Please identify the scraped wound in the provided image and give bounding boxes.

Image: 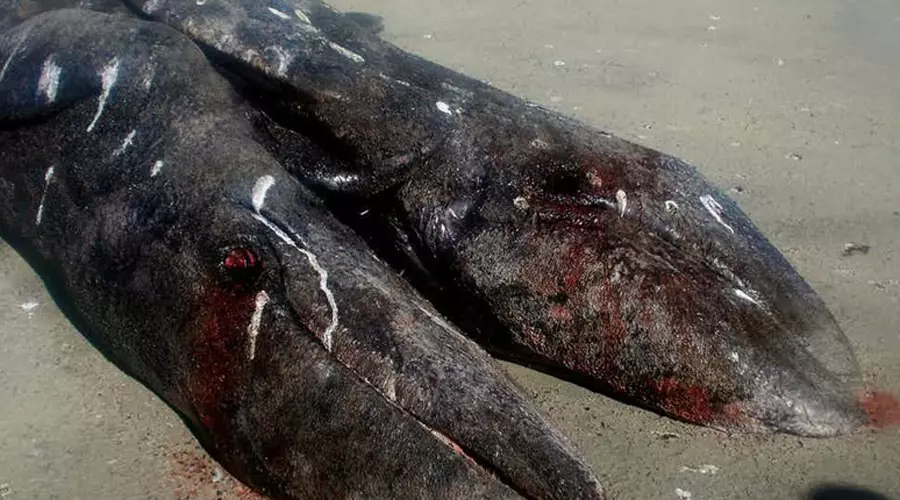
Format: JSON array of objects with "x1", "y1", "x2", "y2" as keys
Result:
[
  {"x1": 86, "y1": 57, "x2": 120, "y2": 132},
  {"x1": 251, "y1": 175, "x2": 339, "y2": 351}
]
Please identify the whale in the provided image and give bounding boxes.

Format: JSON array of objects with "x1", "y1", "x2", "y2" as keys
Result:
[
  {"x1": 0, "y1": 9, "x2": 604, "y2": 499},
  {"x1": 116, "y1": 0, "x2": 867, "y2": 436}
]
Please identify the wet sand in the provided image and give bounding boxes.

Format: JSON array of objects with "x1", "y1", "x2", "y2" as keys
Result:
[{"x1": 1, "y1": 0, "x2": 898, "y2": 498}]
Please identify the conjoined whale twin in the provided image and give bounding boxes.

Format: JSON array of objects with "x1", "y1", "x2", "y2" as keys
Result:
[{"x1": 0, "y1": 1, "x2": 877, "y2": 498}]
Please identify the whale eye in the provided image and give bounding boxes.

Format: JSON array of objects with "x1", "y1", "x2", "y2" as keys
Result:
[{"x1": 221, "y1": 247, "x2": 262, "y2": 286}]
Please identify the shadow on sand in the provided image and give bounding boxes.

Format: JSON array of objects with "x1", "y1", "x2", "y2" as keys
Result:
[{"x1": 807, "y1": 484, "x2": 896, "y2": 500}]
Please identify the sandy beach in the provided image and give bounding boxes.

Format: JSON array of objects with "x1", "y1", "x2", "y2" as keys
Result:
[{"x1": 1, "y1": 0, "x2": 898, "y2": 498}]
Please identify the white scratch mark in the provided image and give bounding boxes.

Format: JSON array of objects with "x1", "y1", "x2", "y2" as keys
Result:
[
  {"x1": 680, "y1": 464, "x2": 720, "y2": 475},
  {"x1": 616, "y1": 189, "x2": 628, "y2": 217},
  {"x1": 448, "y1": 208, "x2": 460, "y2": 219},
  {"x1": 665, "y1": 200, "x2": 679, "y2": 214},
  {"x1": 252, "y1": 175, "x2": 276, "y2": 212},
  {"x1": 264, "y1": 46, "x2": 293, "y2": 76},
  {"x1": 383, "y1": 373, "x2": 397, "y2": 401},
  {"x1": 728, "y1": 351, "x2": 740, "y2": 362},
  {"x1": 150, "y1": 160, "x2": 164, "y2": 177},
  {"x1": 413, "y1": 301, "x2": 457, "y2": 334},
  {"x1": 141, "y1": 68, "x2": 155, "y2": 90},
  {"x1": 436, "y1": 101, "x2": 453, "y2": 115},
  {"x1": 112, "y1": 129, "x2": 137, "y2": 157},
  {"x1": 20, "y1": 302, "x2": 39, "y2": 311},
  {"x1": 699, "y1": 194, "x2": 735, "y2": 234},
  {"x1": 0, "y1": 29, "x2": 29, "y2": 84},
  {"x1": 378, "y1": 72, "x2": 410, "y2": 87},
  {"x1": 513, "y1": 196, "x2": 529, "y2": 210},
  {"x1": 294, "y1": 9, "x2": 312, "y2": 23},
  {"x1": 86, "y1": 58, "x2": 120, "y2": 132},
  {"x1": 250, "y1": 175, "x2": 339, "y2": 351},
  {"x1": 734, "y1": 288, "x2": 761, "y2": 306},
  {"x1": 328, "y1": 42, "x2": 364, "y2": 63},
  {"x1": 298, "y1": 248, "x2": 339, "y2": 351},
  {"x1": 143, "y1": 0, "x2": 162, "y2": 12},
  {"x1": 675, "y1": 488, "x2": 693, "y2": 500},
  {"x1": 247, "y1": 291, "x2": 270, "y2": 360},
  {"x1": 36, "y1": 55, "x2": 61, "y2": 103},
  {"x1": 36, "y1": 166, "x2": 54, "y2": 225},
  {"x1": 268, "y1": 7, "x2": 291, "y2": 19},
  {"x1": 196, "y1": 0, "x2": 206, "y2": 4}
]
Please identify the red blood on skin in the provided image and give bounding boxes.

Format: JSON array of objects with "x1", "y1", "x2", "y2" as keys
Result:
[
  {"x1": 859, "y1": 390, "x2": 900, "y2": 430},
  {"x1": 650, "y1": 377, "x2": 716, "y2": 424},
  {"x1": 562, "y1": 244, "x2": 587, "y2": 291},
  {"x1": 187, "y1": 285, "x2": 257, "y2": 434},
  {"x1": 224, "y1": 248, "x2": 258, "y2": 270}
]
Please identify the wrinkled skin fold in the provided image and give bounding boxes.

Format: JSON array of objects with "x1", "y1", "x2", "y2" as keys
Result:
[
  {"x1": 0, "y1": 9, "x2": 603, "y2": 499},
  {"x1": 115, "y1": 0, "x2": 866, "y2": 435}
]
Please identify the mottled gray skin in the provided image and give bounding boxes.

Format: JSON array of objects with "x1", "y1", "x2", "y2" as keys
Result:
[
  {"x1": 0, "y1": 10, "x2": 604, "y2": 499},
  {"x1": 121, "y1": 0, "x2": 867, "y2": 436}
]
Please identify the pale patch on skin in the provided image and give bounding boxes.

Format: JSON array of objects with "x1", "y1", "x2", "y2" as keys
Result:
[
  {"x1": 734, "y1": 288, "x2": 761, "y2": 306},
  {"x1": 382, "y1": 373, "x2": 397, "y2": 401},
  {"x1": 150, "y1": 160, "x2": 164, "y2": 177},
  {"x1": 294, "y1": 9, "x2": 312, "y2": 24},
  {"x1": 264, "y1": 46, "x2": 293, "y2": 76},
  {"x1": 35, "y1": 165, "x2": 54, "y2": 225},
  {"x1": 250, "y1": 175, "x2": 339, "y2": 351},
  {"x1": 699, "y1": 194, "x2": 735, "y2": 234},
  {"x1": 112, "y1": 129, "x2": 137, "y2": 157},
  {"x1": 616, "y1": 189, "x2": 628, "y2": 217},
  {"x1": 665, "y1": 199, "x2": 679, "y2": 214},
  {"x1": 251, "y1": 174, "x2": 276, "y2": 212},
  {"x1": 247, "y1": 290, "x2": 270, "y2": 360},
  {"x1": 141, "y1": 67, "x2": 155, "y2": 90},
  {"x1": 86, "y1": 58, "x2": 120, "y2": 132},
  {"x1": 328, "y1": 42, "x2": 365, "y2": 63},
  {"x1": 267, "y1": 7, "x2": 291, "y2": 19},
  {"x1": 378, "y1": 72, "x2": 411, "y2": 87},
  {"x1": 436, "y1": 101, "x2": 453, "y2": 115},
  {"x1": 143, "y1": 0, "x2": 163, "y2": 14},
  {"x1": 36, "y1": 55, "x2": 61, "y2": 103}
]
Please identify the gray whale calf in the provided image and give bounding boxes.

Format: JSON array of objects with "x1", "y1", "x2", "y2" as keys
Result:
[{"x1": 0, "y1": 9, "x2": 603, "y2": 499}]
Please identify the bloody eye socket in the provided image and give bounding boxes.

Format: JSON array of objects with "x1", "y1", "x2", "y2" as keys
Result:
[{"x1": 222, "y1": 247, "x2": 262, "y2": 284}]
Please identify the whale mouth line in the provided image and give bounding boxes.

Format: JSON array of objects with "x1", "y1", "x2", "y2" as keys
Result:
[{"x1": 246, "y1": 208, "x2": 536, "y2": 498}]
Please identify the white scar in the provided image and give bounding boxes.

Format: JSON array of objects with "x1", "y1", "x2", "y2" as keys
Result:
[
  {"x1": 616, "y1": 189, "x2": 628, "y2": 217},
  {"x1": 0, "y1": 28, "x2": 29, "y2": 84},
  {"x1": 150, "y1": 160, "x2": 164, "y2": 177},
  {"x1": 436, "y1": 101, "x2": 453, "y2": 115},
  {"x1": 268, "y1": 7, "x2": 291, "y2": 19},
  {"x1": 36, "y1": 166, "x2": 54, "y2": 225},
  {"x1": 328, "y1": 42, "x2": 365, "y2": 63},
  {"x1": 36, "y1": 55, "x2": 61, "y2": 103},
  {"x1": 251, "y1": 175, "x2": 340, "y2": 350},
  {"x1": 699, "y1": 194, "x2": 735, "y2": 234},
  {"x1": 264, "y1": 46, "x2": 293, "y2": 76},
  {"x1": 86, "y1": 58, "x2": 120, "y2": 132},
  {"x1": 112, "y1": 129, "x2": 137, "y2": 157},
  {"x1": 247, "y1": 290, "x2": 270, "y2": 360},
  {"x1": 294, "y1": 9, "x2": 312, "y2": 24},
  {"x1": 733, "y1": 289, "x2": 761, "y2": 306}
]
